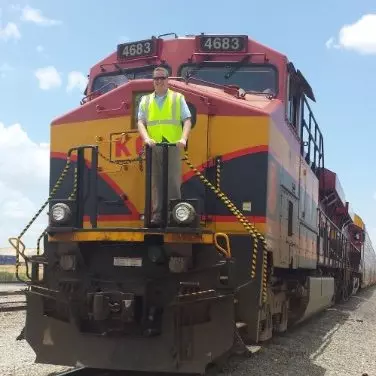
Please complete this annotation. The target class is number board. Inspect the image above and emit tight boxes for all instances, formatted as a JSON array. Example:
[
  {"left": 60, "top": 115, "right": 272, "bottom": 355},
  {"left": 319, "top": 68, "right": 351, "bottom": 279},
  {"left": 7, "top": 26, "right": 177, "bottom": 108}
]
[
  {"left": 198, "top": 35, "right": 247, "bottom": 53},
  {"left": 117, "top": 39, "right": 156, "bottom": 59}
]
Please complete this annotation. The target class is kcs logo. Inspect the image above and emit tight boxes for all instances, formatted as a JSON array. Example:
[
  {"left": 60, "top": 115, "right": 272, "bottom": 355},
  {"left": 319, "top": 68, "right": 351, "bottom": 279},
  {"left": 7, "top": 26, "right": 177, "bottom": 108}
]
[{"left": 110, "top": 131, "right": 143, "bottom": 161}]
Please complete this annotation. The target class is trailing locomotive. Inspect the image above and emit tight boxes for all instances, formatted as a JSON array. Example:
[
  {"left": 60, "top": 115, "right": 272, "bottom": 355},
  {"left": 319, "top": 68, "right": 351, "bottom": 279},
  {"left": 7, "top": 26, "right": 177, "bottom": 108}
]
[{"left": 10, "top": 33, "right": 376, "bottom": 374}]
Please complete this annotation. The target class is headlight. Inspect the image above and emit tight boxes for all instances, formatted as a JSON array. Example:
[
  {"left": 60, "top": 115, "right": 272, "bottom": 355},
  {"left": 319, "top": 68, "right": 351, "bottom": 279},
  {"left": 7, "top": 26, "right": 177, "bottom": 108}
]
[
  {"left": 172, "top": 202, "right": 195, "bottom": 224},
  {"left": 51, "top": 203, "right": 71, "bottom": 224}
]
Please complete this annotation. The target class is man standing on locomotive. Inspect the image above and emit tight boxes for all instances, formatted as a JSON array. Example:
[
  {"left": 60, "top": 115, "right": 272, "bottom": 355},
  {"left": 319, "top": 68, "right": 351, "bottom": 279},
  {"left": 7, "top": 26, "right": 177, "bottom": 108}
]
[{"left": 137, "top": 66, "right": 192, "bottom": 227}]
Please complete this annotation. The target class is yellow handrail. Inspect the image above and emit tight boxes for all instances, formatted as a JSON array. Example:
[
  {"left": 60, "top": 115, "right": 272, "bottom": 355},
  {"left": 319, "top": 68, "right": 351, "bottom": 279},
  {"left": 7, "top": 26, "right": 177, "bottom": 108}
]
[
  {"left": 8, "top": 237, "right": 30, "bottom": 282},
  {"left": 214, "top": 232, "right": 232, "bottom": 259}
]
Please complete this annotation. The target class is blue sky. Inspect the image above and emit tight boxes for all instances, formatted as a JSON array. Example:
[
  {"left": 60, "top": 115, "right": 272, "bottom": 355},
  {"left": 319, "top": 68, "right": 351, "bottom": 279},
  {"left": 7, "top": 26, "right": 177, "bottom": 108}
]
[{"left": 1, "top": 0, "right": 376, "bottom": 249}]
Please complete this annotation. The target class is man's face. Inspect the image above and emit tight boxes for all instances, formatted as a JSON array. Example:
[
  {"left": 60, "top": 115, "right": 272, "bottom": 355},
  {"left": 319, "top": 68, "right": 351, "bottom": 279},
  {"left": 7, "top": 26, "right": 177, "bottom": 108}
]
[{"left": 153, "top": 70, "right": 168, "bottom": 92}]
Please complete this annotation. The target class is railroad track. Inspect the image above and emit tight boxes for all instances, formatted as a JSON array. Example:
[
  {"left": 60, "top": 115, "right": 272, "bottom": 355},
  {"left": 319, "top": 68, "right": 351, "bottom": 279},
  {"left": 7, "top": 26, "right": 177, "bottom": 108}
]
[
  {"left": 0, "top": 289, "right": 26, "bottom": 296},
  {"left": 0, "top": 282, "right": 27, "bottom": 297},
  {"left": 0, "top": 300, "right": 26, "bottom": 312},
  {"left": 0, "top": 293, "right": 26, "bottom": 312},
  {"left": 57, "top": 368, "right": 109, "bottom": 376},
  {"left": 56, "top": 367, "right": 195, "bottom": 375}
]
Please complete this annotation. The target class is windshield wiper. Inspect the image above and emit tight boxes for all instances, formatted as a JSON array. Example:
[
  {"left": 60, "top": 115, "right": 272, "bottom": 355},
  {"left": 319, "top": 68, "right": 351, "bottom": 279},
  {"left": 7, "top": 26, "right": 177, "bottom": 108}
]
[
  {"left": 245, "top": 89, "right": 275, "bottom": 100},
  {"left": 224, "top": 55, "right": 250, "bottom": 79},
  {"left": 113, "top": 63, "right": 130, "bottom": 79},
  {"left": 184, "top": 55, "right": 215, "bottom": 80}
]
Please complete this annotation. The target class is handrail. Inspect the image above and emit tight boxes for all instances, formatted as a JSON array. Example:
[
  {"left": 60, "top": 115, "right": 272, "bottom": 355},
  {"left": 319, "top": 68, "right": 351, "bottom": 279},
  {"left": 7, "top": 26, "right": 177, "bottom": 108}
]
[
  {"left": 300, "top": 96, "right": 325, "bottom": 176},
  {"left": 214, "top": 232, "right": 232, "bottom": 259}
]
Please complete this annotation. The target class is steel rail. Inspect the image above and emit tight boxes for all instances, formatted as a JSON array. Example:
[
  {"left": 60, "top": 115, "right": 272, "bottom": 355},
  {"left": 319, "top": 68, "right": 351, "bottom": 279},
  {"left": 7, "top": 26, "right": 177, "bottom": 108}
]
[
  {"left": 0, "top": 301, "right": 26, "bottom": 312},
  {"left": 56, "top": 368, "right": 109, "bottom": 376}
]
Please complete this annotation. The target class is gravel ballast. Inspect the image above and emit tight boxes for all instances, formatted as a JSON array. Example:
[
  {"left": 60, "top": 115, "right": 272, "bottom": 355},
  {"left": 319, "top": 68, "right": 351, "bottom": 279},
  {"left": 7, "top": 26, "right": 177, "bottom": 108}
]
[
  {"left": 1, "top": 286, "right": 376, "bottom": 376},
  {"left": 219, "top": 285, "right": 376, "bottom": 376}
]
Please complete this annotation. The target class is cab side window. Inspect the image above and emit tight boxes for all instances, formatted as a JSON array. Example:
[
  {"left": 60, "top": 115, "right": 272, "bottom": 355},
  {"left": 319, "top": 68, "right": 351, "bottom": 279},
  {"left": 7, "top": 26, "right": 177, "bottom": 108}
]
[
  {"left": 186, "top": 102, "right": 197, "bottom": 128},
  {"left": 286, "top": 67, "right": 302, "bottom": 137}
]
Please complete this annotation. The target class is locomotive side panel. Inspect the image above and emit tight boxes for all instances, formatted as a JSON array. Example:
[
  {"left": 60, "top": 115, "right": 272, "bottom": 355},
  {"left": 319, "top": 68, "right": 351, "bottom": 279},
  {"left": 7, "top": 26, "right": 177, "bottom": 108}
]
[
  {"left": 297, "top": 158, "right": 318, "bottom": 269},
  {"left": 266, "top": 114, "right": 298, "bottom": 268},
  {"left": 267, "top": 108, "right": 318, "bottom": 270},
  {"left": 362, "top": 231, "right": 376, "bottom": 287}
]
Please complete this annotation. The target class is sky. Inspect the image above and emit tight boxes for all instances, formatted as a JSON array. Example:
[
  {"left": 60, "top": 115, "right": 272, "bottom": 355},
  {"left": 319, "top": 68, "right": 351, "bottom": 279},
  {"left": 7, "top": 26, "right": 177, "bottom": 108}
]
[{"left": 0, "top": 0, "right": 376, "bottom": 250}]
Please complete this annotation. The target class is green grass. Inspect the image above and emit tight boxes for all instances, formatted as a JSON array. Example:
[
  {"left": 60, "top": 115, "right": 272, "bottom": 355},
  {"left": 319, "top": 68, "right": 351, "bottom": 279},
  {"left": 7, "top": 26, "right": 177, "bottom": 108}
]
[{"left": 0, "top": 265, "right": 29, "bottom": 282}]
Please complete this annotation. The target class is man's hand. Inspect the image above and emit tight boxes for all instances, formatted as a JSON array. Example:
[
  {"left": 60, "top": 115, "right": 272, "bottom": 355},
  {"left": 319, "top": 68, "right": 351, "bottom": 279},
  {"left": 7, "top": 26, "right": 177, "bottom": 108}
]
[
  {"left": 144, "top": 137, "right": 156, "bottom": 147},
  {"left": 176, "top": 138, "right": 186, "bottom": 149}
]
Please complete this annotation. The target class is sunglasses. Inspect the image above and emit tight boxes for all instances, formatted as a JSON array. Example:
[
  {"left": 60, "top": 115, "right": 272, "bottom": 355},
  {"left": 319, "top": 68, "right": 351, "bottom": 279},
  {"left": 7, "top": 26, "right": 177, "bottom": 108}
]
[{"left": 153, "top": 76, "right": 167, "bottom": 81}]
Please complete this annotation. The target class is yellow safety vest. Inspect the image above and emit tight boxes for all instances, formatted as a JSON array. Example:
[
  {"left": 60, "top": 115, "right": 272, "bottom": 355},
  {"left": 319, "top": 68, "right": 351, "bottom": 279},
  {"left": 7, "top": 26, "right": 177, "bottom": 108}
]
[{"left": 142, "top": 89, "right": 183, "bottom": 143}]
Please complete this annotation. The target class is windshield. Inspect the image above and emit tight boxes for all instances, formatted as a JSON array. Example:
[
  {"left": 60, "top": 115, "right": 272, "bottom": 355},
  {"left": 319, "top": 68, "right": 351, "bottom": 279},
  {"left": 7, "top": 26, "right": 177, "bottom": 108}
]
[
  {"left": 179, "top": 64, "right": 278, "bottom": 95},
  {"left": 92, "top": 66, "right": 159, "bottom": 94}
]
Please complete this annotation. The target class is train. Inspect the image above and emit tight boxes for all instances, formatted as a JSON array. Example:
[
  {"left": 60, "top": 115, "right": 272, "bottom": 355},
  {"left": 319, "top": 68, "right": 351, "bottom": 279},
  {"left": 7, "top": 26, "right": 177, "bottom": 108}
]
[{"left": 9, "top": 33, "right": 376, "bottom": 374}]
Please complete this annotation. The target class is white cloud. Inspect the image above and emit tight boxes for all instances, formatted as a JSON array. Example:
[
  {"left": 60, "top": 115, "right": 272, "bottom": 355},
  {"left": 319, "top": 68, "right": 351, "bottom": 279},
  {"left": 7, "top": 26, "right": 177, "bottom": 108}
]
[
  {"left": 20, "top": 5, "right": 61, "bottom": 26},
  {"left": 34, "top": 66, "right": 62, "bottom": 90},
  {"left": 326, "top": 14, "right": 376, "bottom": 55},
  {"left": 325, "top": 37, "right": 340, "bottom": 50},
  {"left": 0, "top": 184, "right": 36, "bottom": 219},
  {"left": 0, "top": 122, "right": 49, "bottom": 248},
  {"left": 0, "top": 63, "right": 14, "bottom": 78},
  {"left": 66, "top": 71, "right": 88, "bottom": 92},
  {"left": 0, "top": 22, "right": 21, "bottom": 41}
]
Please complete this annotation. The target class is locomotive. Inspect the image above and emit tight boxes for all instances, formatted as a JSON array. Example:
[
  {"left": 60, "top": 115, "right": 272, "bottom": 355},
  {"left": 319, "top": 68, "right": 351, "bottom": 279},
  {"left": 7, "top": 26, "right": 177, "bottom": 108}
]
[{"left": 10, "top": 33, "right": 376, "bottom": 374}]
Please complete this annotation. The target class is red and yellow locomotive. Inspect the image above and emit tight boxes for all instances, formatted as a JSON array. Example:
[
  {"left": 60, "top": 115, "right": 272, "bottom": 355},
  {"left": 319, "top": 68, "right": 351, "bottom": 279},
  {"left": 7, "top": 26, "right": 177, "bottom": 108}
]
[{"left": 10, "top": 33, "right": 376, "bottom": 374}]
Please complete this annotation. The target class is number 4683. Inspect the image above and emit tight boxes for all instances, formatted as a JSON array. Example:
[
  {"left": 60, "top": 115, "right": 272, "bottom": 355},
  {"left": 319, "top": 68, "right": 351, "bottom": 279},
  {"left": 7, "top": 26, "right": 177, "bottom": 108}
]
[
  {"left": 122, "top": 41, "right": 152, "bottom": 57},
  {"left": 203, "top": 37, "right": 242, "bottom": 51}
]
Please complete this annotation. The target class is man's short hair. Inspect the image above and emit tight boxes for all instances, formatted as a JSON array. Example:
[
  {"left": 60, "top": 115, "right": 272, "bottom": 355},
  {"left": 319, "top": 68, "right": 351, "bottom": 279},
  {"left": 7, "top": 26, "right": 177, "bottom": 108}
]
[{"left": 153, "top": 66, "right": 169, "bottom": 78}]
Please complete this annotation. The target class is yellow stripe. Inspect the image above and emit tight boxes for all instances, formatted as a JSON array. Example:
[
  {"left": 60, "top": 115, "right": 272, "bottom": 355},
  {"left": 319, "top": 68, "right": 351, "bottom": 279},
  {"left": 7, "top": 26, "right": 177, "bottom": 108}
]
[
  {"left": 51, "top": 114, "right": 269, "bottom": 230},
  {"left": 48, "top": 231, "right": 214, "bottom": 244},
  {"left": 82, "top": 220, "right": 266, "bottom": 233}
]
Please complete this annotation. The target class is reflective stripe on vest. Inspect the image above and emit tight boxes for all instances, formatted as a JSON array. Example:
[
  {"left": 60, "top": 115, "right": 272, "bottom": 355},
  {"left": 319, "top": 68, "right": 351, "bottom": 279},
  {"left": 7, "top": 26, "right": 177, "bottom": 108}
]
[{"left": 143, "top": 89, "right": 182, "bottom": 143}]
